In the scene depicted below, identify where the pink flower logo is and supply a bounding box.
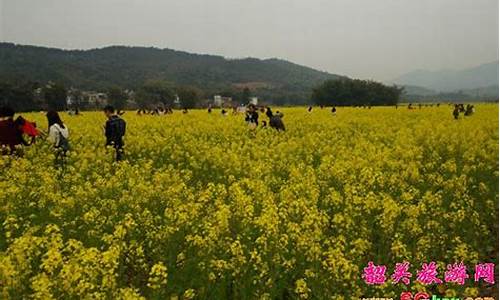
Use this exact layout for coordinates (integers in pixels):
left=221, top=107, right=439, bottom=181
left=414, top=292, right=430, bottom=300
left=400, top=292, right=413, bottom=300
left=400, top=291, right=430, bottom=300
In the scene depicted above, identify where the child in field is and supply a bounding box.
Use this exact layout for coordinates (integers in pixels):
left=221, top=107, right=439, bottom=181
left=104, top=105, right=126, bottom=161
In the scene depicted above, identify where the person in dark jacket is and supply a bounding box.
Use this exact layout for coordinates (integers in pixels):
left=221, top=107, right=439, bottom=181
left=104, top=105, right=126, bottom=161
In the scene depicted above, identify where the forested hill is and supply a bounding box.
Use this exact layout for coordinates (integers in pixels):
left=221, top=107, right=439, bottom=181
left=0, top=43, right=344, bottom=104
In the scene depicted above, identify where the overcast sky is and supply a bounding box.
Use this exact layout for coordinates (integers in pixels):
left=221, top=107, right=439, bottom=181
left=0, top=0, right=498, bottom=80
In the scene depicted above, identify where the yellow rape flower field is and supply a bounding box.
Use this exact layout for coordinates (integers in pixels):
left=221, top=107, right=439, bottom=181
left=0, top=105, right=498, bottom=299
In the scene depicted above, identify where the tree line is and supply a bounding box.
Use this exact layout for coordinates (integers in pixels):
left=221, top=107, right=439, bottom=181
left=311, top=79, right=402, bottom=106
left=1, top=77, right=402, bottom=112
left=0, top=80, right=253, bottom=112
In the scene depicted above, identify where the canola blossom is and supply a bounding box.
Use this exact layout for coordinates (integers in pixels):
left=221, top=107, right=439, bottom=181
left=0, top=105, right=498, bottom=299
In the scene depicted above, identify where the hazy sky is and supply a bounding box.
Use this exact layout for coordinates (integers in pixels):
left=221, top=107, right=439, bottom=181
left=1, top=0, right=498, bottom=80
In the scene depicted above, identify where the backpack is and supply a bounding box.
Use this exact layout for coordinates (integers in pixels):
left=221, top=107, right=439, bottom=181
left=114, top=118, right=126, bottom=139
left=110, top=117, right=126, bottom=145
left=56, top=127, right=70, bottom=152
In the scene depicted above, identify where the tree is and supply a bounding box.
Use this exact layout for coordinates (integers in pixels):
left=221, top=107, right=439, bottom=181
left=176, top=86, right=201, bottom=109
left=107, top=86, right=128, bottom=110
left=0, top=81, right=37, bottom=112
left=240, top=87, right=251, bottom=104
left=311, top=79, right=402, bottom=106
left=135, top=80, right=175, bottom=109
left=44, top=83, right=67, bottom=111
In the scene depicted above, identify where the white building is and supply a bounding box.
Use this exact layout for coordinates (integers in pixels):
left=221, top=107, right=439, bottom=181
left=213, top=95, right=233, bottom=107
left=214, top=95, right=222, bottom=106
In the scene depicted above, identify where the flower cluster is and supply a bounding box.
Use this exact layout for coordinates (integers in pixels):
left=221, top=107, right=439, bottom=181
left=0, top=105, right=497, bottom=299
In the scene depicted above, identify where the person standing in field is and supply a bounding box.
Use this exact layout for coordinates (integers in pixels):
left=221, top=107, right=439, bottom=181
left=46, top=110, right=69, bottom=166
left=331, top=106, right=337, bottom=116
left=245, top=104, right=259, bottom=130
left=104, top=105, right=126, bottom=161
left=453, top=104, right=460, bottom=119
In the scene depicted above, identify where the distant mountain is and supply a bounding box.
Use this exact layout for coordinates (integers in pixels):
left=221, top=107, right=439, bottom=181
left=0, top=43, right=344, bottom=104
left=392, top=61, right=499, bottom=93
left=401, top=85, right=437, bottom=97
left=400, top=84, right=498, bottom=102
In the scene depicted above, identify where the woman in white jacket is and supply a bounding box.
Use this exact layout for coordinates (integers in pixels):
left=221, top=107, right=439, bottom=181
left=46, top=111, right=69, bottom=165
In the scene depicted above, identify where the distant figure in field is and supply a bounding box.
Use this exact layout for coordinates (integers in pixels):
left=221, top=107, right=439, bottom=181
left=266, top=107, right=285, bottom=131
left=104, top=105, right=126, bottom=162
left=245, top=104, right=259, bottom=130
left=0, top=106, right=31, bottom=155
left=208, top=106, right=212, bottom=113
left=266, top=107, right=273, bottom=119
left=47, top=110, right=70, bottom=165
left=453, top=104, right=460, bottom=119
left=182, top=108, right=188, bottom=114
left=331, top=106, right=337, bottom=116
left=408, top=103, right=413, bottom=110
left=261, top=120, right=267, bottom=128
left=418, top=103, right=422, bottom=109
left=307, top=106, right=313, bottom=113
left=458, top=104, right=465, bottom=113
left=464, top=104, right=475, bottom=116
left=437, top=103, right=440, bottom=107
left=221, top=109, right=228, bottom=116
